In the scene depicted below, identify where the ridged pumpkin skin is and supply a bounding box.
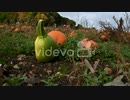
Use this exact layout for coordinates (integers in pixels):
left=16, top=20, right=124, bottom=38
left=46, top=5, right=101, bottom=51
left=35, top=19, right=58, bottom=63
left=48, top=31, right=67, bottom=46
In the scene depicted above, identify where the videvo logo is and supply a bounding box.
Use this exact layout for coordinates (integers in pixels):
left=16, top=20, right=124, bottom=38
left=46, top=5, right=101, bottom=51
left=35, top=41, right=95, bottom=58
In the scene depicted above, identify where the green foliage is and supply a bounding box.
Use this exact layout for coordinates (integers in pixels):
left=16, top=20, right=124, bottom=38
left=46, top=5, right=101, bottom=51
left=120, top=44, right=130, bottom=61
left=40, top=66, right=69, bottom=86
left=82, top=67, right=113, bottom=86
left=40, top=75, right=59, bottom=86
left=0, top=12, right=77, bottom=27
left=0, top=30, right=35, bottom=64
left=58, top=66, right=69, bottom=74
left=0, top=12, right=9, bottom=23
left=18, top=40, right=35, bottom=55
left=0, top=19, right=130, bottom=86
left=3, top=74, right=27, bottom=86
left=96, top=42, right=117, bottom=63
left=61, top=37, right=81, bottom=61
left=76, top=24, right=83, bottom=29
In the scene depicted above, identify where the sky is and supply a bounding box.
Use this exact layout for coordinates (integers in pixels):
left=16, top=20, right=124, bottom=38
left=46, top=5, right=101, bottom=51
left=58, top=12, right=128, bottom=29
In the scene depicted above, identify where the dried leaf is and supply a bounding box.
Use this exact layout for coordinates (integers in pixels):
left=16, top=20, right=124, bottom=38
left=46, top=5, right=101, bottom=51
left=17, top=54, right=26, bottom=61
left=84, top=59, right=95, bottom=73
left=3, top=64, right=8, bottom=71
left=13, top=64, right=20, bottom=69
left=103, top=75, right=128, bottom=86
left=26, top=83, right=33, bottom=86
left=47, top=70, right=52, bottom=75
left=93, top=59, right=100, bottom=70
left=2, top=83, right=8, bottom=86
left=9, top=74, right=15, bottom=77
left=19, top=61, right=27, bottom=66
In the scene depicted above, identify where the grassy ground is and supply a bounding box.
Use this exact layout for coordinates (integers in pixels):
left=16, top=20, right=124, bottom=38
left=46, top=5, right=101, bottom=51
left=0, top=27, right=130, bottom=86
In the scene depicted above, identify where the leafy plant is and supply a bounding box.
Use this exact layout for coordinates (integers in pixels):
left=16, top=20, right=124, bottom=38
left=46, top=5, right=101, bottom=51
left=96, top=42, right=117, bottom=63
left=3, top=74, right=27, bottom=86
left=40, top=75, right=59, bottom=86
left=82, top=67, right=113, bottom=86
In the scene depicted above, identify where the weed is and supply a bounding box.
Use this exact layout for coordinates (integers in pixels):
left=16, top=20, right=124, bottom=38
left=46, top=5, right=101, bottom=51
left=3, top=74, right=27, bottom=86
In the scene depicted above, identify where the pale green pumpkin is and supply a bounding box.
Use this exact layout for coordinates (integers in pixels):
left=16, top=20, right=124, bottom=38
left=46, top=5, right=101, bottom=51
left=35, top=19, right=59, bottom=63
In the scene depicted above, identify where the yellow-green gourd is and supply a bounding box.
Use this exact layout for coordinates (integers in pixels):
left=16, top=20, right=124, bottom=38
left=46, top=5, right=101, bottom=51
left=35, top=19, right=59, bottom=63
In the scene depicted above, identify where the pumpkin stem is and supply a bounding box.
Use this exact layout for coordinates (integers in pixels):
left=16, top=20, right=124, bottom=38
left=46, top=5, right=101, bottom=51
left=37, top=19, right=47, bottom=37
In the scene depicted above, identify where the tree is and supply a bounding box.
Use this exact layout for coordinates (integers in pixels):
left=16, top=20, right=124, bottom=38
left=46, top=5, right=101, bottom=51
left=122, top=12, right=130, bottom=32
left=0, top=12, right=7, bottom=23
left=76, top=24, right=83, bottom=29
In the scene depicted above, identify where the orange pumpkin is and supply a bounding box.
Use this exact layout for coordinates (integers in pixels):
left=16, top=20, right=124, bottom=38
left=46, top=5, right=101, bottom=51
left=14, top=28, right=20, bottom=33
left=68, top=31, right=76, bottom=38
left=84, top=41, right=92, bottom=49
left=21, top=26, right=32, bottom=32
left=48, top=31, right=67, bottom=46
left=0, top=25, right=5, bottom=29
left=81, top=38, right=89, bottom=43
left=81, top=38, right=89, bottom=47
left=21, top=26, right=28, bottom=32
left=100, top=35, right=107, bottom=41
left=89, top=40, right=98, bottom=48
left=81, top=38, right=98, bottom=50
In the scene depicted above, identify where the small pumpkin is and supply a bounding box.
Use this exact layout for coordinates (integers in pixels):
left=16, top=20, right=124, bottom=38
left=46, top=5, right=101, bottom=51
left=81, top=38, right=89, bottom=48
left=84, top=41, right=92, bottom=49
left=89, top=40, right=98, bottom=49
left=81, top=38, right=98, bottom=50
left=21, top=26, right=28, bottom=32
left=14, top=28, right=20, bottom=33
left=68, top=31, right=76, bottom=38
left=35, top=19, right=59, bottom=63
left=0, top=25, right=5, bottom=29
left=100, top=35, right=108, bottom=41
left=48, top=31, right=67, bottom=46
left=21, top=25, right=32, bottom=32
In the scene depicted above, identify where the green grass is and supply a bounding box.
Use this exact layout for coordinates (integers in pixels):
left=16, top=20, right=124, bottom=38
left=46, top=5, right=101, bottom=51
left=0, top=30, right=36, bottom=64
left=95, top=42, right=117, bottom=63
left=0, top=28, right=130, bottom=86
left=120, top=44, right=130, bottom=61
left=3, top=74, right=28, bottom=86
